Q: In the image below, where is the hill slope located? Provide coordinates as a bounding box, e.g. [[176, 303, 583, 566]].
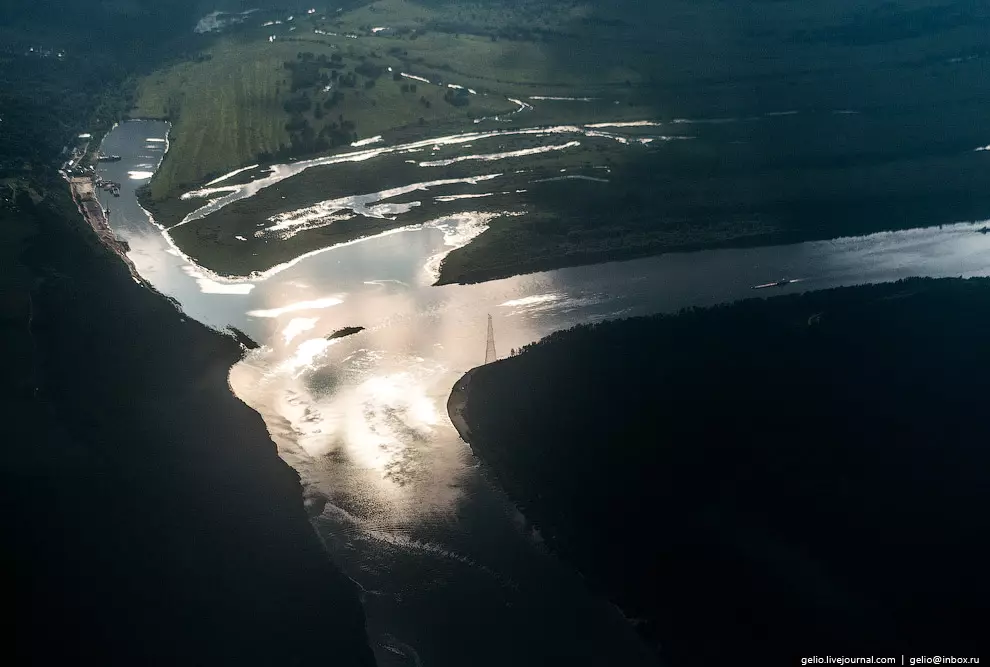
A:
[[454, 277, 990, 665]]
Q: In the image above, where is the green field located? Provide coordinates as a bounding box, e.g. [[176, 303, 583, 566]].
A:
[[142, 0, 990, 286], [134, 0, 663, 201], [135, 37, 513, 199], [133, 41, 292, 199]]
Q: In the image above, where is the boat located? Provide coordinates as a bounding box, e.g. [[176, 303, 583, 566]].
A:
[[752, 279, 794, 290], [97, 154, 122, 162]]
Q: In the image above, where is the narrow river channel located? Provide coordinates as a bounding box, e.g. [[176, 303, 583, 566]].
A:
[[97, 119, 990, 666]]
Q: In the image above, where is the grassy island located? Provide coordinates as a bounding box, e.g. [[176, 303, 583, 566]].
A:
[[140, 0, 990, 284]]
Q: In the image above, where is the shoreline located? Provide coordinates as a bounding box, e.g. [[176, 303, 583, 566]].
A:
[[9, 184, 377, 664], [446, 367, 478, 445], [141, 172, 990, 288], [442, 278, 990, 663], [66, 175, 140, 279], [435, 232, 785, 286]]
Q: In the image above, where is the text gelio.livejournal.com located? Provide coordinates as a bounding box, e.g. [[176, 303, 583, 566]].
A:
[[801, 657, 981, 666]]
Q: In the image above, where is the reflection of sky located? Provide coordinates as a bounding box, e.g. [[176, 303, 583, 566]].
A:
[[281, 317, 318, 344]]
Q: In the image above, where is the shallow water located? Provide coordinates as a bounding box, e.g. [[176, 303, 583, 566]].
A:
[[98, 119, 990, 666]]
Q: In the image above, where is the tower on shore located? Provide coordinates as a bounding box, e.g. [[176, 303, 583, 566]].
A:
[[485, 314, 497, 364]]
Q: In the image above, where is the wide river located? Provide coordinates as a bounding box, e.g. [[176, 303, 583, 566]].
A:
[[98, 119, 990, 665]]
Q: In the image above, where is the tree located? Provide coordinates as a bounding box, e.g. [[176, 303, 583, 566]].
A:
[[164, 94, 181, 121], [283, 94, 312, 114], [443, 88, 469, 107], [355, 61, 383, 79]]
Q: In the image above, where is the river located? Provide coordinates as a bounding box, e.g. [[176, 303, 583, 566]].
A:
[[97, 119, 990, 665]]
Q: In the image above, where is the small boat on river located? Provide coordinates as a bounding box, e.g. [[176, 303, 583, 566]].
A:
[[752, 279, 795, 290]]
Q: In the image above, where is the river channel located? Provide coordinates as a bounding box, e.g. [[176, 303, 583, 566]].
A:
[[97, 119, 990, 666]]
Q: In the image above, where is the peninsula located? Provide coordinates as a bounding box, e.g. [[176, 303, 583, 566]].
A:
[[451, 277, 990, 664]]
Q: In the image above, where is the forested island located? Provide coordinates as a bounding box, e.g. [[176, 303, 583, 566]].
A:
[[452, 277, 990, 665]]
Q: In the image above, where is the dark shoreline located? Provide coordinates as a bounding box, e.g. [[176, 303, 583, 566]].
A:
[[446, 368, 477, 445], [451, 277, 990, 665], [3, 186, 376, 664]]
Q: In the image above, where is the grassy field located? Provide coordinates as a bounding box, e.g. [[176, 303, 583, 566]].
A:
[[134, 0, 663, 201], [142, 0, 990, 286], [141, 0, 990, 198], [135, 37, 511, 199], [134, 33, 527, 199], [139, 0, 990, 202], [133, 41, 291, 199]]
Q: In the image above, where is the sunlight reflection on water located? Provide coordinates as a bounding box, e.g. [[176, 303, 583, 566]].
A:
[[98, 118, 990, 667]]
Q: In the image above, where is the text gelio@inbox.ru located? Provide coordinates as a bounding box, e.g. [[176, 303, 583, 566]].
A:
[[801, 657, 980, 665]]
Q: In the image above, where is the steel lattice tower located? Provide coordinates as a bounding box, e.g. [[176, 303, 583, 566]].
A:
[[485, 314, 497, 364]]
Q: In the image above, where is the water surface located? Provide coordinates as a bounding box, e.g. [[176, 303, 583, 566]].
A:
[[98, 119, 990, 666]]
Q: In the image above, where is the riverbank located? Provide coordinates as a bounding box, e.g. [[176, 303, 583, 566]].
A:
[[435, 222, 782, 286], [67, 174, 136, 273], [451, 277, 990, 665], [446, 367, 476, 443], [2, 184, 376, 664]]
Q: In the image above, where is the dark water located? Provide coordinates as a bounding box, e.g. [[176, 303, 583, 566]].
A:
[[98, 119, 990, 665]]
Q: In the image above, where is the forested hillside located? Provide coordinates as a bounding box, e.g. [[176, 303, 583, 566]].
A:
[[459, 277, 990, 665]]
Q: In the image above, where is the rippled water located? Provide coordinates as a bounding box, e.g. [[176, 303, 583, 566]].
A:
[[98, 119, 990, 666]]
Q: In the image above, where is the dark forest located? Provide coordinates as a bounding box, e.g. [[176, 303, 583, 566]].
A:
[[462, 277, 990, 665]]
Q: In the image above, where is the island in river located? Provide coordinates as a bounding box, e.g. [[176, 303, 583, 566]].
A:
[[327, 325, 366, 340], [138, 1, 990, 284], [451, 276, 990, 665]]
